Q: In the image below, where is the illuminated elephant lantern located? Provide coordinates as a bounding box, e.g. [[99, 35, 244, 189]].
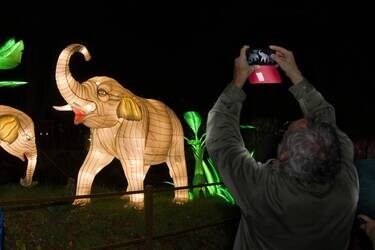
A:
[[53, 44, 189, 208], [0, 105, 37, 187]]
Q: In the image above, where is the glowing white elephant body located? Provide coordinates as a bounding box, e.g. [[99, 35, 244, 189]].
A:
[[54, 44, 188, 208], [0, 105, 37, 187]]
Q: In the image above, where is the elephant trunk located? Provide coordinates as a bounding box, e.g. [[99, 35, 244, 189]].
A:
[[55, 44, 91, 105], [20, 151, 37, 187]]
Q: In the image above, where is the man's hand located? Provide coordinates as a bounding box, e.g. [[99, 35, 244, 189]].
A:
[[358, 214, 375, 245], [232, 45, 257, 88], [269, 45, 303, 85]]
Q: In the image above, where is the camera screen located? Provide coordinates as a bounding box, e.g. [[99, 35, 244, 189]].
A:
[[246, 48, 276, 65]]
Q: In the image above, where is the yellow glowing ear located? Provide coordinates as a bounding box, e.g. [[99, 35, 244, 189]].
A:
[[117, 96, 142, 121], [0, 115, 20, 143]]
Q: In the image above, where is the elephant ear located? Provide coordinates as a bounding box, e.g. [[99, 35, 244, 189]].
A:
[[0, 115, 20, 143], [117, 96, 142, 121]]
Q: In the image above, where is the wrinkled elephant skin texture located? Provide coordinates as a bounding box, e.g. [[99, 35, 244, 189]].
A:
[[54, 44, 189, 208]]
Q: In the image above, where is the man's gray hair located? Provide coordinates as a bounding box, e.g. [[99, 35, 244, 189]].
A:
[[278, 122, 341, 183]]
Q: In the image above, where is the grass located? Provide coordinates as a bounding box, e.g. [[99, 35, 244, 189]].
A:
[[0, 184, 240, 249]]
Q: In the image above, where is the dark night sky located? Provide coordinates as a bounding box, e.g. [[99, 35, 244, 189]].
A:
[[1, 2, 374, 138]]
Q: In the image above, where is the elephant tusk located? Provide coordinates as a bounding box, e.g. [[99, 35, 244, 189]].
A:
[[53, 104, 72, 111]]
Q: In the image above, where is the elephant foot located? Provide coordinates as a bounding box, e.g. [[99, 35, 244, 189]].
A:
[[72, 198, 91, 206], [124, 201, 144, 210], [173, 196, 188, 205], [20, 178, 38, 188], [120, 194, 130, 201], [122, 194, 144, 210], [173, 190, 189, 205], [130, 200, 144, 210], [121, 190, 145, 209]]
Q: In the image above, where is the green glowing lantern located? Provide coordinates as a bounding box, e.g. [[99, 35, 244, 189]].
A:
[[184, 111, 235, 204], [0, 38, 28, 87], [0, 81, 27, 87], [0, 38, 24, 70]]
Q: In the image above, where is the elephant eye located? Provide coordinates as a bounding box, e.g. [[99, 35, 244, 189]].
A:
[[98, 89, 108, 97], [25, 135, 31, 141]]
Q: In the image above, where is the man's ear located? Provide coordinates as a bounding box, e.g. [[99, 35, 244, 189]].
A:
[[0, 115, 20, 143], [116, 96, 142, 121], [279, 151, 289, 162]]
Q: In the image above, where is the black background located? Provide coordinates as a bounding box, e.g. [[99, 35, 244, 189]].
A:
[[1, 2, 374, 139]]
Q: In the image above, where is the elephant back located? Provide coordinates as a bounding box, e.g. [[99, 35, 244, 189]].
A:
[[0, 115, 20, 143]]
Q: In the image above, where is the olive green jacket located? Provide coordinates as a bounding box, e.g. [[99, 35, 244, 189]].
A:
[[206, 79, 359, 250]]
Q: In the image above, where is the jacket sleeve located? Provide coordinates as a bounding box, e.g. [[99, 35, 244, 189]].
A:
[[290, 78, 357, 172], [289, 78, 336, 125], [206, 83, 266, 211]]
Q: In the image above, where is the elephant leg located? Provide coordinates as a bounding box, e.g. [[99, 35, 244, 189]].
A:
[[73, 150, 114, 206], [167, 155, 189, 205], [144, 165, 151, 174], [120, 159, 147, 209]]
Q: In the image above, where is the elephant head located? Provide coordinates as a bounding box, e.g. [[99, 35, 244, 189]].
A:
[[53, 44, 142, 128], [0, 105, 38, 187]]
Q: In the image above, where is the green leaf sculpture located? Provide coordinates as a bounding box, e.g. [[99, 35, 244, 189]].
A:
[[0, 38, 28, 87], [183, 111, 202, 137], [0, 81, 28, 87], [0, 38, 24, 70], [183, 110, 257, 204], [184, 110, 235, 204]]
